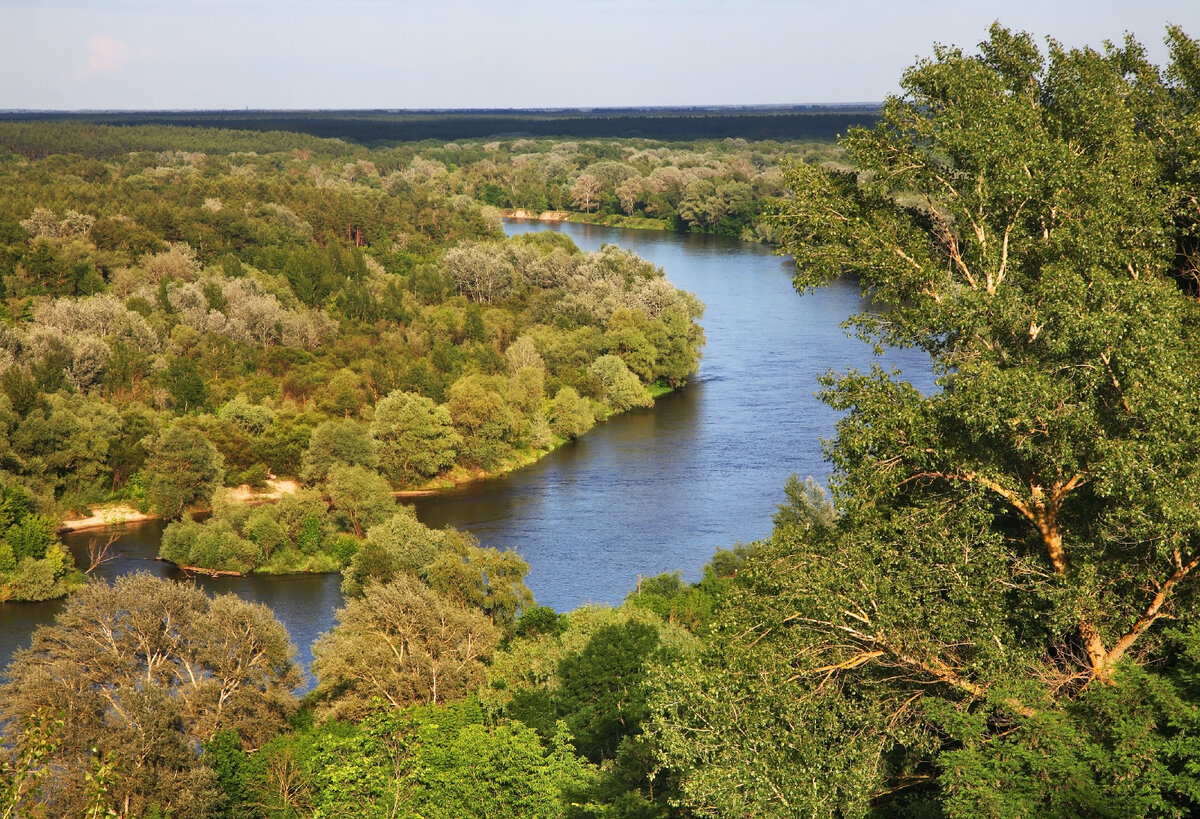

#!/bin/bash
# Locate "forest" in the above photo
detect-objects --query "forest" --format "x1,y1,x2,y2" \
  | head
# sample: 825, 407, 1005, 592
0, 112, 717, 597
0, 105, 880, 146
5, 21, 1200, 819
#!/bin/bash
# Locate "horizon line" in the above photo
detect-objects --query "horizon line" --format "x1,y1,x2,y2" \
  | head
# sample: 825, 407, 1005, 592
0, 103, 884, 115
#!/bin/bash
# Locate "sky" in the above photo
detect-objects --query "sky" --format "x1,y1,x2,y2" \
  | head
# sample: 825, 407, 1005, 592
1, 0, 1197, 110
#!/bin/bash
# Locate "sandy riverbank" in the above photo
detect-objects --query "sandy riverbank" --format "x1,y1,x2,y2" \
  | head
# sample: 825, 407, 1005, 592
56, 479, 303, 533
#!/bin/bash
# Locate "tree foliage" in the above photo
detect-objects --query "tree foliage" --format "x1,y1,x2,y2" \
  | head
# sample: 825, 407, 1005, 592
0, 117, 705, 563
655, 23, 1200, 817
310, 576, 500, 720
143, 420, 225, 519
371, 389, 460, 486
0, 573, 300, 817
0, 481, 83, 602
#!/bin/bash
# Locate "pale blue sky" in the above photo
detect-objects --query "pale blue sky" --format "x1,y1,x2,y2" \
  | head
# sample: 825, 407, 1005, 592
1, 0, 1196, 110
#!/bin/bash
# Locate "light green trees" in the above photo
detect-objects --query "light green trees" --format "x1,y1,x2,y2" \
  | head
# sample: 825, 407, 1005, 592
322, 463, 395, 537
0, 574, 299, 817
588, 354, 652, 412
371, 389, 460, 487
342, 508, 534, 626
159, 515, 260, 574
239, 700, 597, 819
310, 576, 499, 719
446, 375, 519, 470
548, 386, 594, 440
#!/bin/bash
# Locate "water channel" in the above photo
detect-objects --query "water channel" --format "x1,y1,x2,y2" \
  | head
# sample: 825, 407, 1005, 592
0, 220, 932, 682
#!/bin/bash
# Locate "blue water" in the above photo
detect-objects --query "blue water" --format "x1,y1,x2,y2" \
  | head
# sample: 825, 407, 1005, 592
410, 221, 931, 610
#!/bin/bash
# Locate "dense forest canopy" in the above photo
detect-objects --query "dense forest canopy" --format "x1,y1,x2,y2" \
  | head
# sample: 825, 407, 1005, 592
656, 23, 1200, 817
5, 22, 1200, 819
0, 118, 841, 240
0, 105, 880, 146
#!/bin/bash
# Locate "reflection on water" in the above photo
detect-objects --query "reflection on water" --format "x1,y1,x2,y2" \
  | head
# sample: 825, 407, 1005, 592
0, 219, 931, 678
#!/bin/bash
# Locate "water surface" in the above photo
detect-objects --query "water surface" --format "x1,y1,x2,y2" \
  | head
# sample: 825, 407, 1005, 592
410, 220, 930, 610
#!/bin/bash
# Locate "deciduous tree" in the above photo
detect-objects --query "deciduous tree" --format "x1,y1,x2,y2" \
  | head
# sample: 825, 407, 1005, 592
311, 576, 499, 719
371, 389, 460, 486
0, 574, 299, 817
656, 23, 1200, 817
143, 419, 224, 518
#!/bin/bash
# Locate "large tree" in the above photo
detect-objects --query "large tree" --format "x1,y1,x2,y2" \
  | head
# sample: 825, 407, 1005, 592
0, 573, 300, 817
142, 419, 225, 518
310, 576, 500, 720
654, 24, 1200, 817
371, 389, 461, 487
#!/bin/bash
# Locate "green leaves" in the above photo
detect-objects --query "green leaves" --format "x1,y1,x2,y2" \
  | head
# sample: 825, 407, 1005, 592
652, 24, 1200, 818
1, 574, 300, 817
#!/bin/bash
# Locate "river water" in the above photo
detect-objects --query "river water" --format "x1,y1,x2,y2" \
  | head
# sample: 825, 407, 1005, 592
0, 220, 931, 681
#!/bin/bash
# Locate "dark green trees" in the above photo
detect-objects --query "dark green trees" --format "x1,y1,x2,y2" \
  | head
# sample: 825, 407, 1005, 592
143, 420, 225, 519
775, 21, 1200, 687
0, 482, 83, 601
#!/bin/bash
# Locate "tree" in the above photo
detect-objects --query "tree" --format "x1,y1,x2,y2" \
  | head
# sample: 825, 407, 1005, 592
0, 482, 83, 602
617, 176, 644, 216
771, 474, 835, 532
0, 708, 63, 818
142, 420, 225, 518
300, 418, 377, 484
0, 573, 300, 817
160, 515, 260, 574
162, 355, 209, 411
323, 462, 395, 537
588, 354, 653, 412
488, 605, 699, 814
398, 701, 597, 819
235, 700, 597, 819
310, 576, 499, 720
570, 173, 603, 213
504, 334, 545, 373
371, 389, 460, 486
443, 241, 514, 303
655, 24, 1200, 817
548, 386, 594, 440
446, 375, 518, 470
342, 509, 534, 625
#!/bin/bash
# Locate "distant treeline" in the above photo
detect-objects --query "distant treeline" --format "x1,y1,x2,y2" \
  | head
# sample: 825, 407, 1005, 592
0, 106, 880, 146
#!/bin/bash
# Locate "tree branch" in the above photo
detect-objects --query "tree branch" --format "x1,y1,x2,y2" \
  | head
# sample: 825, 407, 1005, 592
1103, 553, 1200, 671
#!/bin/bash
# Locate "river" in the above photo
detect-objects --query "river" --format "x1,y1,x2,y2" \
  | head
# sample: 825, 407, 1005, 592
0, 220, 931, 681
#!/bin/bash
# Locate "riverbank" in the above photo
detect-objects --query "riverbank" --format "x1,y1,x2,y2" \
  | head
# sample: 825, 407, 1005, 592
57, 478, 303, 534
397, 442, 564, 497
501, 209, 670, 232
57, 434, 587, 534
